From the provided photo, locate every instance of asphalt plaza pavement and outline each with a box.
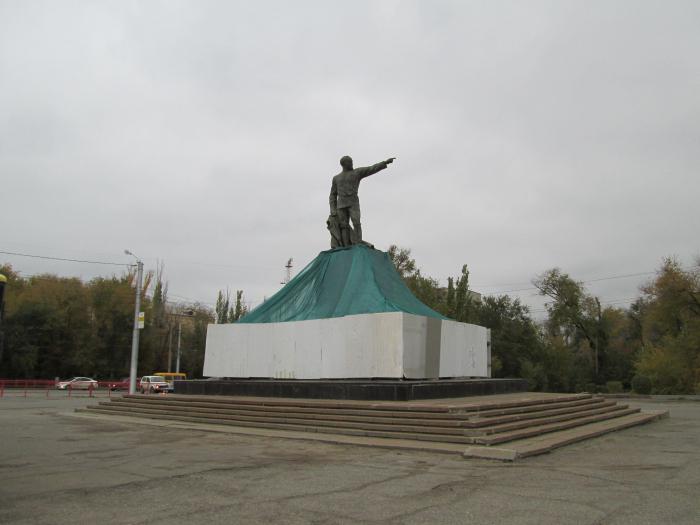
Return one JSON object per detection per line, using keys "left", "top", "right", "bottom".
{"left": 0, "top": 395, "right": 698, "bottom": 524}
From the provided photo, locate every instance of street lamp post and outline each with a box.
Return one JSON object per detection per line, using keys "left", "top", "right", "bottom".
{"left": 0, "top": 274, "right": 6, "bottom": 365}
{"left": 125, "top": 250, "right": 143, "bottom": 395}
{"left": 176, "top": 320, "right": 183, "bottom": 373}
{"left": 172, "top": 309, "right": 194, "bottom": 374}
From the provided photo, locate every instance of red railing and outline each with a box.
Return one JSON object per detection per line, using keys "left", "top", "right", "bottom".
{"left": 0, "top": 379, "right": 134, "bottom": 399}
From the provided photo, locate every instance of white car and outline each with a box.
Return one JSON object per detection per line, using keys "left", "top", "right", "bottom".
{"left": 139, "top": 376, "right": 173, "bottom": 394}
{"left": 56, "top": 377, "right": 98, "bottom": 390}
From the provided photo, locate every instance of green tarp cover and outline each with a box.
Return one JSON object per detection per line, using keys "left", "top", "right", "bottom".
{"left": 238, "top": 245, "right": 448, "bottom": 323}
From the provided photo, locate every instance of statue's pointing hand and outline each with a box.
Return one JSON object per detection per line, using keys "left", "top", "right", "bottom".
{"left": 386, "top": 157, "right": 396, "bottom": 164}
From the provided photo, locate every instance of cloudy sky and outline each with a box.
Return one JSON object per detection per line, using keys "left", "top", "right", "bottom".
{"left": 1, "top": 0, "right": 698, "bottom": 316}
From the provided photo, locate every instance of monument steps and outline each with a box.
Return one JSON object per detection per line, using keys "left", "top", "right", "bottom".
{"left": 80, "top": 402, "right": 647, "bottom": 446}
{"left": 463, "top": 411, "right": 669, "bottom": 460}
{"left": 84, "top": 405, "right": 473, "bottom": 439}
{"left": 117, "top": 392, "right": 592, "bottom": 413}
{"left": 468, "top": 407, "right": 641, "bottom": 444}
{"left": 444, "top": 393, "right": 593, "bottom": 412}
{"left": 462, "top": 403, "right": 630, "bottom": 436}
{"left": 458, "top": 396, "right": 607, "bottom": 417}
{"left": 78, "top": 392, "right": 664, "bottom": 452}
{"left": 95, "top": 395, "right": 617, "bottom": 431}
{"left": 82, "top": 402, "right": 638, "bottom": 442}
{"left": 104, "top": 398, "right": 466, "bottom": 419}
{"left": 96, "top": 401, "right": 469, "bottom": 428}
{"left": 451, "top": 398, "right": 617, "bottom": 426}
{"left": 97, "top": 393, "right": 601, "bottom": 420}
{"left": 81, "top": 406, "right": 479, "bottom": 444}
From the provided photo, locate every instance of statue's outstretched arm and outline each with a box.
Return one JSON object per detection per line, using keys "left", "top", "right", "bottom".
{"left": 358, "top": 157, "right": 397, "bottom": 179}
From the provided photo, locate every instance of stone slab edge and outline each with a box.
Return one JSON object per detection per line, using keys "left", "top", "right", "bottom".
{"left": 462, "top": 410, "right": 669, "bottom": 461}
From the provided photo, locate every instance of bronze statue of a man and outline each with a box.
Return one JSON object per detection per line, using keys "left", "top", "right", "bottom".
{"left": 329, "top": 155, "right": 396, "bottom": 247}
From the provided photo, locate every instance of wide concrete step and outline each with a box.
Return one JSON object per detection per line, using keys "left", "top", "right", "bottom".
{"left": 463, "top": 404, "right": 629, "bottom": 436}
{"left": 122, "top": 392, "right": 594, "bottom": 415}
{"left": 112, "top": 393, "right": 601, "bottom": 422}
{"left": 108, "top": 398, "right": 469, "bottom": 420}
{"left": 86, "top": 404, "right": 473, "bottom": 436}
{"left": 75, "top": 404, "right": 668, "bottom": 461}
{"left": 80, "top": 406, "right": 476, "bottom": 444}
{"left": 455, "top": 398, "right": 612, "bottom": 427}
{"left": 100, "top": 396, "right": 614, "bottom": 430}
{"left": 471, "top": 407, "right": 641, "bottom": 445}
{"left": 99, "top": 401, "right": 469, "bottom": 428}
{"left": 84, "top": 398, "right": 643, "bottom": 445}
{"left": 466, "top": 396, "right": 604, "bottom": 418}
{"left": 122, "top": 393, "right": 453, "bottom": 412}
{"left": 79, "top": 403, "right": 655, "bottom": 449}
{"left": 463, "top": 411, "right": 669, "bottom": 460}
{"left": 446, "top": 393, "right": 594, "bottom": 414}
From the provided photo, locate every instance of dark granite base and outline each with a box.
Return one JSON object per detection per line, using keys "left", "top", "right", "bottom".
{"left": 173, "top": 378, "right": 528, "bottom": 401}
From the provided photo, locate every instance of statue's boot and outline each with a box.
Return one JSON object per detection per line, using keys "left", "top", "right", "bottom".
{"left": 351, "top": 223, "right": 362, "bottom": 244}
{"left": 341, "top": 226, "right": 352, "bottom": 247}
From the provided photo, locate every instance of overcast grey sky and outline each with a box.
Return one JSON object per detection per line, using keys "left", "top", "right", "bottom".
{"left": 1, "top": 0, "right": 698, "bottom": 315}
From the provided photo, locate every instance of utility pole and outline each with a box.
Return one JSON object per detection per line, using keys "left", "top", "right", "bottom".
{"left": 126, "top": 250, "right": 143, "bottom": 395}
{"left": 167, "top": 328, "right": 173, "bottom": 373}
{"left": 176, "top": 319, "right": 182, "bottom": 373}
{"left": 594, "top": 297, "right": 601, "bottom": 377}
{"left": 172, "top": 309, "right": 194, "bottom": 374}
{"left": 0, "top": 274, "right": 6, "bottom": 366}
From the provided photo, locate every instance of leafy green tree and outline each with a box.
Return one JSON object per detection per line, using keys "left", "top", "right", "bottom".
{"left": 387, "top": 245, "right": 445, "bottom": 311}
{"left": 1, "top": 273, "right": 94, "bottom": 378}
{"left": 600, "top": 306, "right": 638, "bottom": 386}
{"left": 533, "top": 269, "right": 602, "bottom": 382}
{"left": 634, "top": 258, "right": 700, "bottom": 393}
{"left": 451, "top": 265, "right": 478, "bottom": 324}
{"left": 475, "top": 295, "right": 544, "bottom": 379}
{"left": 177, "top": 304, "right": 216, "bottom": 378}
{"left": 214, "top": 288, "right": 231, "bottom": 324}
{"left": 215, "top": 289, "right": 248, "bottom": 323}
{"left": 142, "top": 264, "right": 177, "bottom": 373}
{"left": 445, "top": 277, "right": 455, "bottom": 318}
{"left": 89, "top": 276, "right": 134, "bottom": 378}
{"left": 0, "top": 261, "right": 222, "bottom": 380}
{"left": 233, "top": 290, "right": 248, "bottom": 321}
{"left": 215, "top": 289, "right": 231, "bottom": 324}
{"left": 387, "top": 245, "right": 417, "bottom": 279}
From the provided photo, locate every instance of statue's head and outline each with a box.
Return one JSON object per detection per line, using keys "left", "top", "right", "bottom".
{"left": 340, "top": 156, "right": 353, "bottom": 171}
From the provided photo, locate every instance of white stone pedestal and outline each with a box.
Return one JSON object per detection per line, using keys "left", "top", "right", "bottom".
{"left": 203, "top": 312, "right": 490, "bottom": 379}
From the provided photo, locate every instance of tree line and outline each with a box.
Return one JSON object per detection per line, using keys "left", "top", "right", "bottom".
{"left": 387, "top": 246, "right": 700, "bottom": 395}
{"left": 0, "top": 263, "right": 240, "bottom": 380}
{"left": 1, "top": 248, "right": 698, "bottom": 394}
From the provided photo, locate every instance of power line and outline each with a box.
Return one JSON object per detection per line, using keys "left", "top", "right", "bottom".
{"left": 0, "top": 250, "right": 131, "bottom": 267}
{"left": 156, "top": 258, "right": 280, "bottom": 271}
{"left": 529, "top": 296, "right": 640, "bottom": 314}
{"left": 472, "top": 269, "right": 677, "bottom": 295}
{"left": 478, "top": 286, "right": 539, "bottom": 294}
{"left": 167, "top": 294, "right": 216, "bottom": 306}
{"left": 1, "top": 247, "right": 282, "bottom": 271}
{"left": 581, "top": 271, "right": 657, "bottom": 284}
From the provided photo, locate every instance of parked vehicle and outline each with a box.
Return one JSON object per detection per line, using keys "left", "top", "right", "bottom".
{"left": 108, "top": 377, "right": 136, "bottom": 391}
{"left": 139, "top": 376, "right": 173, "bottom": 394}
{"left": 153, "top": 372, "right": 186, "bottom": 391}
{"left": 56, "top": 377, "right": 98, "bottom": 390}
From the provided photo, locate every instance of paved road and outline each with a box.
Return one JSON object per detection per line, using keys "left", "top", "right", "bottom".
{"left": 0, "top": 396, "right": 698, "bottom": 524}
